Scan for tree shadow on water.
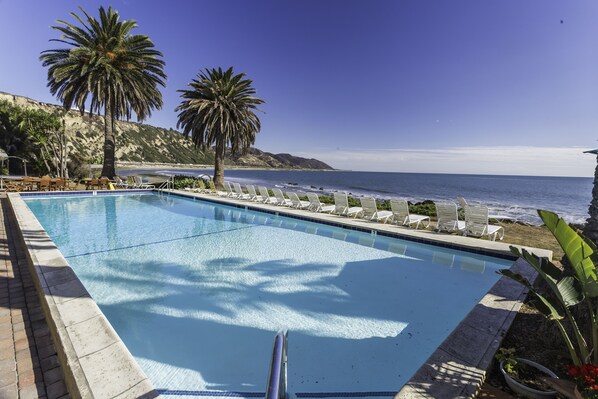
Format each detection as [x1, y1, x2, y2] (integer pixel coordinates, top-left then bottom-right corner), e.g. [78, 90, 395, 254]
[77, 254, 504, 393]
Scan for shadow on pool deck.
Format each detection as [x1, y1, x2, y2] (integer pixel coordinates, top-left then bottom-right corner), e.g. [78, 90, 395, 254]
[69, 252, 512, 395]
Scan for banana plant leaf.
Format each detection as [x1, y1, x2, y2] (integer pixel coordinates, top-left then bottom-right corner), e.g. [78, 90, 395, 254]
[539, 210, 597, 285]
[498, 269, 565, 320]
[509, 246, 584, 307]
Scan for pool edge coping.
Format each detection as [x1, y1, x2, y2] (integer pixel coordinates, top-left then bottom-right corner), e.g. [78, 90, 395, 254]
[7, 192, 157, 399]
[12, 189, 542, 398]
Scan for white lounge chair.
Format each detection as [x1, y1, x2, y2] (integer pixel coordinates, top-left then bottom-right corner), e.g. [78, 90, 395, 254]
[223, 181, 235, 198]
[233, 182, 251, 200]
[258, 186, 278, 204]
[333, 192, 363, 217]
[435, 202, 466, 233]
[360, 197, 393, 223]
[246, 185, 262, 202]
[463, 204, 504, 241]
[287, 192, 310, 209]
[306, 193, 335, 213]
[390, 199, 430, 229]
[272, 188, 292, 206]
[134, 175, 155, 189]
[208, 180, 225, 196]
[114, 176, 130, 189]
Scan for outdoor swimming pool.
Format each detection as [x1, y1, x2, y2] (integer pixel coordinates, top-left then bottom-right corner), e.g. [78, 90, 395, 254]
[24, 192, 513, 398]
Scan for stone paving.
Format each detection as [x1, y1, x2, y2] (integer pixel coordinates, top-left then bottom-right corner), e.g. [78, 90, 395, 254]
[0, 194, 69, 399]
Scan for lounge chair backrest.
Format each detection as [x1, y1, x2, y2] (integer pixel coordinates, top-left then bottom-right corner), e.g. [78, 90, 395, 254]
[272, 188, 287, 204]
[133, 176, 143, 187]
[465, 204, 490, 237]
[390, 199, 410, 225]
[233, 182, 244, 196]
[360, 197, 379, 219]
[307, 192, 321, 211]
[127, 176, 135, 187]
[287, 192, 301, 207]
[334, 192, 349, 214]
[197, 179, 206, 190]
[258, 186, 270, 202]
[208, 180, 216, 192]
[435, 202, 460, 232]
[247, 185, 257, 198]
[223, 181, 235, 197]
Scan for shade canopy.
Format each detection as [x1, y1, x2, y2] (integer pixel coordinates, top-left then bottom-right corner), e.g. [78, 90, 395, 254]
[585, 149, 598, 155]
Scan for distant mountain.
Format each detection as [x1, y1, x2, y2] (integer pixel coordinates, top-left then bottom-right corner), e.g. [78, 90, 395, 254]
[0, 91, 334, 170]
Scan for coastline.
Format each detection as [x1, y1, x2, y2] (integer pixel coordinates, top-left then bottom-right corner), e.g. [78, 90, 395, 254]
[115, 161, 337, 172]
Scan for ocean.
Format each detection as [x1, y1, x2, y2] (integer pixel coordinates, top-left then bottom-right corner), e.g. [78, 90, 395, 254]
[120, 168, 593, 226]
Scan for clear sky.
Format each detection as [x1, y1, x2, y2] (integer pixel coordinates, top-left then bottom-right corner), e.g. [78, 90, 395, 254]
[0, 0, 596, 176]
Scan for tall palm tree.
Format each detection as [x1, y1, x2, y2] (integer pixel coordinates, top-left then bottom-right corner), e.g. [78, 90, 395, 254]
[40, 6, 166, 178]
[176, 67, 264, 189]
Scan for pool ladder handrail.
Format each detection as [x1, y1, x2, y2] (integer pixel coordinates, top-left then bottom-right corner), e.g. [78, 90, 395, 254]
[265, 329, 288, 399]
[158, 174, 175, 191]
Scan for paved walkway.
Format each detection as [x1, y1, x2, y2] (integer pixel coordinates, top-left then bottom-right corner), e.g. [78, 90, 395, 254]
[0, 194, 69, 399]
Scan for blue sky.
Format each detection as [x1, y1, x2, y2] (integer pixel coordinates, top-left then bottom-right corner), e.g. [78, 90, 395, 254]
[0, 0, 596, 176]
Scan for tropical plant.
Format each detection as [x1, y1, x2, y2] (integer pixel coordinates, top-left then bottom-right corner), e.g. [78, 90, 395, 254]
[39, 6, 166, 178]
[499, 210, 598, 366]
[176, 67, 264, 189]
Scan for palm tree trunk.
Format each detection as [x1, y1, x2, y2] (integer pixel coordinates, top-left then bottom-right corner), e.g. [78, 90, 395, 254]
[213, 139, 226, 190]
[101, 103, 116, 178]
[584, 155, 598, 244]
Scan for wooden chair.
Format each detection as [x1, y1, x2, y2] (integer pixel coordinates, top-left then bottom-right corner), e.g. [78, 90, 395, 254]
[39, 176, 51, 191]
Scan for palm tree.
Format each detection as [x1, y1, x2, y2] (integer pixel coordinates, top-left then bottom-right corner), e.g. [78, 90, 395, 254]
[39, 6, 166, 178]
[176, 67, 264, 189]
[584, 149, 598, 244]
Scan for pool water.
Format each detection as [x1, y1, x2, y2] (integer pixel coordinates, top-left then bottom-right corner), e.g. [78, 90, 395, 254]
[25, 192, 512, 398]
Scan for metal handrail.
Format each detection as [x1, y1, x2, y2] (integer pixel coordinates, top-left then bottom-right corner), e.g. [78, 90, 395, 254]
[157, 174, 175, 191]
[265, 330, 288, 399]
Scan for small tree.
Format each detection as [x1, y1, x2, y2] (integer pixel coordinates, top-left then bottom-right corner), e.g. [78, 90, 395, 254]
[19, 109, 70, 177]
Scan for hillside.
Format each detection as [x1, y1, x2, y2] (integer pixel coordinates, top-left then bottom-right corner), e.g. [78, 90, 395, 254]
[0, 91, 333, 170]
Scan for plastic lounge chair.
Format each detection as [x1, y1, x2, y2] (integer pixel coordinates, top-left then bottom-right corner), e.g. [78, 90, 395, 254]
[272, 188, 292, 206]
[246, 185, 262, 202]
[258, 186, 278, 204]
[208, 180, 227, 196]
[390, 199, 430, 229]
[222, 181, 235, 197]
[134, 176, 155, 189]
[233, 182, 251, 200]
[464, 204, 505, 241]
[333, 192, 363, 217]
[360, 197, 393, 223]
[306, 192, 335, 213]
[434, 202, 466, 233]
[114, 176, 130, 189]
[287, 192, 310, 209]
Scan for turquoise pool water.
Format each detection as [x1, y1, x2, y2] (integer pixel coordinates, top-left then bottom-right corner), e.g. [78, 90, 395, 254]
[25, 192, 512, 398]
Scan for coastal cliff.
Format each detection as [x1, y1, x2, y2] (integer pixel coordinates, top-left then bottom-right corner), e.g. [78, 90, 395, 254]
[0, 91, 333, 170]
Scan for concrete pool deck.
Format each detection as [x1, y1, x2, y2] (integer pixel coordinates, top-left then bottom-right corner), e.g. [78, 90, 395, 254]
[6, 188, 545, 398]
